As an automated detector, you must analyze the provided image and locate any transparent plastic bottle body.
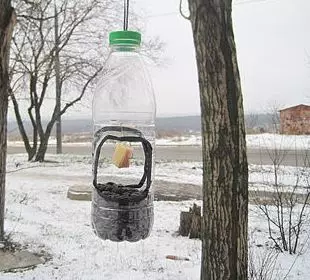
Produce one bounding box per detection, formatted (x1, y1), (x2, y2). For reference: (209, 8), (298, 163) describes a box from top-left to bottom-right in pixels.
(91, 43), (156, 242)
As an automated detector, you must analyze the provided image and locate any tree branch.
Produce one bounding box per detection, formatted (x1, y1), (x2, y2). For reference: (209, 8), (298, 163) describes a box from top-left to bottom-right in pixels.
(38, 57), (54, 106)
(59, 66), (102, 116)
(18, 14), (56, 21)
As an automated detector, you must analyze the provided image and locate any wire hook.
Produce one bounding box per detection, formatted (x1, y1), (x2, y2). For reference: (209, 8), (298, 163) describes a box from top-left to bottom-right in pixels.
(123, 0), (129, 30)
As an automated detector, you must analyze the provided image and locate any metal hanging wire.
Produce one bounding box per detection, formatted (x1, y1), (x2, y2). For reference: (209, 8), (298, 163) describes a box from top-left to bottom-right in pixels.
(123, 0), (129, 30)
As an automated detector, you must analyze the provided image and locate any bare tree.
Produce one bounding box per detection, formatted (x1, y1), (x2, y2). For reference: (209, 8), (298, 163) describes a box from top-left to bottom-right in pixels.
(265, 102), (281, 133)
(10, 0), (163, 162)
(246, 113), (259, 133)
(186, 0), (249, 279)
(254, 147), (310, 254)
(9, 0), (116, 162)
(0, 0), (15, 241)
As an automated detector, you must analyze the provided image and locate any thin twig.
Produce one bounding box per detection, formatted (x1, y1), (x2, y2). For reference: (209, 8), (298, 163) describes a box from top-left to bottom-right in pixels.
(282, 231), (310, 280)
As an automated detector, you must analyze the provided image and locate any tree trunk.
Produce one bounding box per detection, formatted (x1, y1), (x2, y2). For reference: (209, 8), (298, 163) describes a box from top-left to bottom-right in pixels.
(11, 93), (37, 161)
(35, 138), (49, 162)
(0, 0), (15, 240)
(54, 3), (62, 154)
(34, 119), (56, 162)
(188, 1), (248, 279)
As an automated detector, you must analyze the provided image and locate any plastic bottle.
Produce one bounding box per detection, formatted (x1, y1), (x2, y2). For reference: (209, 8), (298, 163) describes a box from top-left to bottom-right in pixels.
(91, 31), (156, 242)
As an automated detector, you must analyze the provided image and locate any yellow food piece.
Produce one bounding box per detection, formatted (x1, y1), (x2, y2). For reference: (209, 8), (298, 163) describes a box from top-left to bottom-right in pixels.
(112, 143), (133, 168)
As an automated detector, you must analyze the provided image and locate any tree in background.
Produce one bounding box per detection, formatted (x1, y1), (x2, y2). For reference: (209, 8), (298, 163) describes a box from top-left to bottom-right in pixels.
(0, 0), (15, 241)
(10, 0), (163, 162)
(184, 0), (249, 278)
(9, 0), (114, 162)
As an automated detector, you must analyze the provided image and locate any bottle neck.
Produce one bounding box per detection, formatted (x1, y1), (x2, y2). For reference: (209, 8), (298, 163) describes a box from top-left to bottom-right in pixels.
(110, 44), (140, 53)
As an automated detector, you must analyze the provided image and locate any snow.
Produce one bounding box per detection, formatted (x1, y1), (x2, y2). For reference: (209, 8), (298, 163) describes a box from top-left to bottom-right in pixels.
(157, 133), (310, 150)
(2, 154), (310, 279)
(249, 206), (310, 280)
(157, 133), (310, 149)
(8, 133), (310, 149)
(156, 135), (202, 146)
(246, 133), (310, 150)
(249, 164), (310, 193)
(3, 154), (203, 280)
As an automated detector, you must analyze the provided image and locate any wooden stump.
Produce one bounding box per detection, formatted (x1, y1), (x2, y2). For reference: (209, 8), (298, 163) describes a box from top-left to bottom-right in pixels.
(179, 203), (202, 239)
(189, 215), (201, 239)
(179, 212), (192, 236)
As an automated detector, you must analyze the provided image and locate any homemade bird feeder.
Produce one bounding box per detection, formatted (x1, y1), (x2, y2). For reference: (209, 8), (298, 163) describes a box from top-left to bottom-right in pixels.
(91, 0), (156, 242)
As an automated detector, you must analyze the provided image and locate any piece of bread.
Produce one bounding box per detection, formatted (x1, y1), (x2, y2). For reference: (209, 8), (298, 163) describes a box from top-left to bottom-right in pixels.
(112, 143), (133, 168)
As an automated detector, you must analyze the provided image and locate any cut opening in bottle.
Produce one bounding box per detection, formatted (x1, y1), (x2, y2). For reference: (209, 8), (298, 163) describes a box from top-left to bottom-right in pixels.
(91, 126), (154, 242)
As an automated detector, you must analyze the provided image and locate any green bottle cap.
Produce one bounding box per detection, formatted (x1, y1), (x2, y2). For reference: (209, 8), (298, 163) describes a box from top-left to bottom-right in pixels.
(109, 31), (141, 46)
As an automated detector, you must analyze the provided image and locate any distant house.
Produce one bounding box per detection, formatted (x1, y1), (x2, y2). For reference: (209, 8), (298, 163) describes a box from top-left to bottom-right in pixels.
(279, 104), (310, 135)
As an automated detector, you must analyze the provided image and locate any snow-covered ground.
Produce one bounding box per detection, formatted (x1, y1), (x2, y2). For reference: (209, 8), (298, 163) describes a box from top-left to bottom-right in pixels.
(2, 154), (310, 279)
(157, 133), (310, 149)
(8, 133), (310, 150)
(246, 133), (310, 150)
(6, 154), (310, 191)
(157, 133), (310, 150)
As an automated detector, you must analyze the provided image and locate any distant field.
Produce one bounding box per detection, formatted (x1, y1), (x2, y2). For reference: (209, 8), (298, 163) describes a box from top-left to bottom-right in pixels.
(7, 113), (279, 141)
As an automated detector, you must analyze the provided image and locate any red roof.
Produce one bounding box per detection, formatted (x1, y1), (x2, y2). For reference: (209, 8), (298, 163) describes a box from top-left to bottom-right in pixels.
(279, 104), (310, 112)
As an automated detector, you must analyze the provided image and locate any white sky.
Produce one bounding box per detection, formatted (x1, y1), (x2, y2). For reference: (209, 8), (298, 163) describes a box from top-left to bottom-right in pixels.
(8, 0), (310, 120)
(136, 0), (310, 116)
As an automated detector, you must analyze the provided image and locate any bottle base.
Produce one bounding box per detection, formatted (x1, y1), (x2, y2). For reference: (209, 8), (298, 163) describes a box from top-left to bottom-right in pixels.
(91, 189), (154, 242)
